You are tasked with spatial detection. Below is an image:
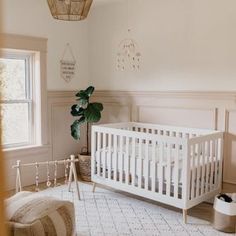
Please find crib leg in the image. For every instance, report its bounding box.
[183,209,187,224]
[92,183,96,193]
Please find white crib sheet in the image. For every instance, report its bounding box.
[95,143,218,185]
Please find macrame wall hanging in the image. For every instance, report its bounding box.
[60,43,77,83]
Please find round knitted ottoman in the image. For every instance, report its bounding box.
[5,191,75,236]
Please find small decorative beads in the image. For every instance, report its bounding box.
[64,159,69,184]
[46,161,51,187]
[35,162,40,192]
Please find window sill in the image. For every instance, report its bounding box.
[3,144,51,159]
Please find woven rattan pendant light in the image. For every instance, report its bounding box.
[47,0,93,21]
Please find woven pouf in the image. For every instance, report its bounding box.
[5,191,75,236]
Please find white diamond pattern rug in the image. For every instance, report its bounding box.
[40,183,231,236]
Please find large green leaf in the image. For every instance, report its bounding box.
[75,90,89,106]
[85,86,94,97]
[71,105,84,117]
[91,102,103,111]
[76,90,86,98]
[71,116,86,140]
[84,103,103,123]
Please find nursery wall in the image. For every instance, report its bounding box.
[88,0,236,91]
[1,0,89,91]
[48,90,236,185]
[87,0,236,184]
[2,0,236,189]
[1,0,89,190]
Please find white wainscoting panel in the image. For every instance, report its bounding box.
[4,145,51,190]
[47,90,236,184]
[100,103,132,124]
[224,110,236,184]
[137,106,217,130]
[51,103,82,160]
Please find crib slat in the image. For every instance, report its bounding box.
[91,131,96,175]
[119,135,123,183]
[114,135,118,181]
[200,142,206,195]
[108,133,112,180]
[102,133,106,178]
[166,143,171,196]
[138,139,142,188]
[132,137,136,186]
[218,138,223,190]
[174,144,179,199]
[209,140,214,191]
[190,144,196,200]
[97,132,101,177]
[125,136,130,185]
[214,139,218,189]
[205,140,210,193]
[151,140,156,192]
[145,138,149,190]
[158,142,164,194]
[196,143,201,198]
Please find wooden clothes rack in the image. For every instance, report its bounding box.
[12,155,81,200]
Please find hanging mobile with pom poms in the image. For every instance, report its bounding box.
[46,161,52,188]
[64,159,69,184]
[54,161,58,187]
[116,35,141,71]
[116,0,141,71]
[35,162,40,192]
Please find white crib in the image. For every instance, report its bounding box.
[91,122,224,222]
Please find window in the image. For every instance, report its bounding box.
[0,51,35,148]
[0,34,48,151]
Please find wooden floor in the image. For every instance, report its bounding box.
[190,183,236,221]
[6,181,236,223]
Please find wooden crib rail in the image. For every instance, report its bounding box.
[12,155,81,200]
[96,122,220,136]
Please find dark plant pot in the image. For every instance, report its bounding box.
[76,152,91,182]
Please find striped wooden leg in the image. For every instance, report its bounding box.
[92,183,96,193]
[183,209,187,224]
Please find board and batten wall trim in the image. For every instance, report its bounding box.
[48,90,236,184]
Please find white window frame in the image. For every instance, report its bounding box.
[0,50,36,149]
[1,34,48,152]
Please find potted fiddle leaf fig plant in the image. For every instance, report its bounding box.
[71,86,103,181]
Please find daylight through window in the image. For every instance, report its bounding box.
[0,52,34,148]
